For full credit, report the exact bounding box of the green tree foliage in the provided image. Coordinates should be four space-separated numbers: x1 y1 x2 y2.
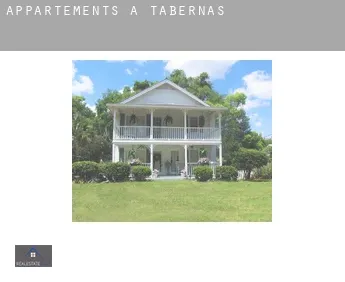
133 80 154 93
234 148 269 180
242 132 266 150
221 93 251 164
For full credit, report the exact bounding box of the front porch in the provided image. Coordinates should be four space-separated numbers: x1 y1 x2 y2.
112 106 223 142
113 144 222 177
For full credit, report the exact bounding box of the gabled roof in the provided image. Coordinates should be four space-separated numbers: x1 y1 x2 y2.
119 79 210 107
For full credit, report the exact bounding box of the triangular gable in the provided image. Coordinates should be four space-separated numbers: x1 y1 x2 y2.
120 79 210 107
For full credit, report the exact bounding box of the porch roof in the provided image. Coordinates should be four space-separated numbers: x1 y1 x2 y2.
106 103 228 112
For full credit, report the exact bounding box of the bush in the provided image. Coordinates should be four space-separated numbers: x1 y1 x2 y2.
72 161 99 182
252 162 272 180
216 166 238 181
193 166 213 182
131 166 151 181
100 162 131 182
234 148 269 180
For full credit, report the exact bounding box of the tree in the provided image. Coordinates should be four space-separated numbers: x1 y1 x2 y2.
72 96 96 162
168 70 189 88
242 132 266 150
234 148 269 180
133 80 153 93
221 92 251 164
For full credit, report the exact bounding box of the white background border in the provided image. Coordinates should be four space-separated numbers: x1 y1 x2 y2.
1 51 344 281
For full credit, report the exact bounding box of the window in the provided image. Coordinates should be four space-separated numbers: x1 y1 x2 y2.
190 149 199 163
189 117 198 127
119 148 124 162
31 252 36 258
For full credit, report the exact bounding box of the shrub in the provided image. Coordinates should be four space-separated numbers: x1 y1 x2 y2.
100 162 131 182
216 166 238 181
131 166 151 181
233 148 269 180
252 162 272 180
193 166 213 182
72 161 99 182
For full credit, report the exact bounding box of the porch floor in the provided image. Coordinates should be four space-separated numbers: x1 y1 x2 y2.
153 175 185 181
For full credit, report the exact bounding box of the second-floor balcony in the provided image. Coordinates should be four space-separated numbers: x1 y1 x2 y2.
115 126 221 140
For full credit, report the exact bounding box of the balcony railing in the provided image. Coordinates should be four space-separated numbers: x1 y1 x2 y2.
115 126 221 140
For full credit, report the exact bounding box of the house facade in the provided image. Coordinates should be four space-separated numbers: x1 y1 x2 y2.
107 79 227 177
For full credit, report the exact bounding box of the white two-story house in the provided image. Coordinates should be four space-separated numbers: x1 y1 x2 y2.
107 79 227 177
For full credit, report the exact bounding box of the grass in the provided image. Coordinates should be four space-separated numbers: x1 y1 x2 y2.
72 180 272 222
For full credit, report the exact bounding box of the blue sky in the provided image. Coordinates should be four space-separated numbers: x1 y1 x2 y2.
72 60 272 136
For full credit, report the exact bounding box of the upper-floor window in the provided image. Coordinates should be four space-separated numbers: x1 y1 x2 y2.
189 117 198 127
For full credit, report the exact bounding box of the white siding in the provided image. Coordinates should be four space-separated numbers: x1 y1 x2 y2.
126 89 205 107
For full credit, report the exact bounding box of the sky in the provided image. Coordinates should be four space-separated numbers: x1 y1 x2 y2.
72 60 272 137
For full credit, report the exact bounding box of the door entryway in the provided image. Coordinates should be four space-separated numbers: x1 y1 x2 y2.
153 152 162 171
170 150 179 175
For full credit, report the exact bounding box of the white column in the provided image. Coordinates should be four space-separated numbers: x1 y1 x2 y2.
113 110 117 140
211 145 217 162
219 144 223 166
112 144 119 162
150 109 154 139
184 144 188 176
112 143 115 162
184 110 187 140
150 144 154 174
218 112 222 140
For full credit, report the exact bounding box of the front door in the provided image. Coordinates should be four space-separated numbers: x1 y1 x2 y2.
153 152 162 172
171 151 179 175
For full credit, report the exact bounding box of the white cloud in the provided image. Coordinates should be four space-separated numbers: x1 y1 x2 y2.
236 71 272 99
72 62 94 95
164 60 239 80
106 60 146 66
250 113 263 128
233 70 272 110
125 68 132 75
243 99 270 110
87 104 96 113
135 60 147 65
255 121 262 127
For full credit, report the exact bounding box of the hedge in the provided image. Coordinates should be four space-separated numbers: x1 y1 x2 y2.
215 166 238 181
193 166 213 182
252 162 272 180
72 161 99 182
72 161 131 182
100 162 131 182
131 166 151 181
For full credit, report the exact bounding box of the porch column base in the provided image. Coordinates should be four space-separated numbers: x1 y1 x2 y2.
150 144 154 177
219 144 223 166
112 144 119 162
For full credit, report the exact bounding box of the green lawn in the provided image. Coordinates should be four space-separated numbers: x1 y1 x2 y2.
72 180 272 222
